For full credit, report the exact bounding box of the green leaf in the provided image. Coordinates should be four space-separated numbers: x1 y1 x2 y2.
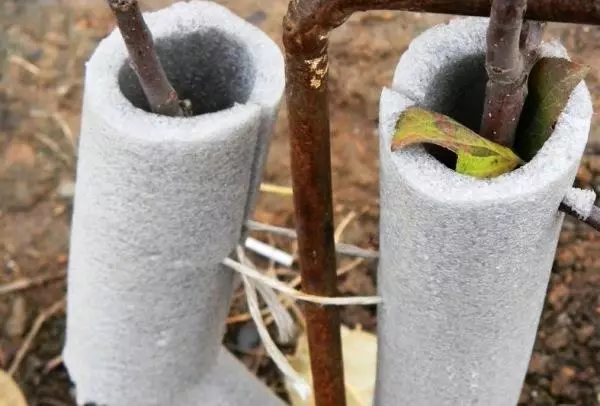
391 107 523 179
514 57 590 161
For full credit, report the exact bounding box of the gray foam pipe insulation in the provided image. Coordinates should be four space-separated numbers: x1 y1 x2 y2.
375 18 592 406
62 1 285 405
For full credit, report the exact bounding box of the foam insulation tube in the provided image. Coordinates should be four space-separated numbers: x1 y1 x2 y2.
375 18 592 406
63 2 284 405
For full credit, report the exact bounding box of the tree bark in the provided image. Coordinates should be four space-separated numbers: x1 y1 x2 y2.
480 0 544 147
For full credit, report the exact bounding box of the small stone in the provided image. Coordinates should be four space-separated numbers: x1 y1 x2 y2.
528 353 549 374
556 248 576 267
561 366 577 379
556 312 572 327
57 179 75 199
56 254 68 265
2 142 36 167
548 283 570 311
575 325 595 343
550 367 579 399
545 328 570 350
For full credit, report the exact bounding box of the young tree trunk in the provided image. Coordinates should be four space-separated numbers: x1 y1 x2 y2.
107 0 190 117
480 0 544 147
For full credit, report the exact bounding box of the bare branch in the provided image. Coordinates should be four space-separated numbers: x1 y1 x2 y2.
479 0 544 147
0 270 66 296
107 0 191 117
559 202 600 232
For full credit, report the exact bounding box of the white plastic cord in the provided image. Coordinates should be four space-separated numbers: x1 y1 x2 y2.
235 247 310 399
244 237 295 267
223 245 383 400
222 257 382 306
236 247 296 343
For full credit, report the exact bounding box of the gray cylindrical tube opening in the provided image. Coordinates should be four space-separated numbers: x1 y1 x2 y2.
422 54 488 168
429 54 487 132
118 28 256 115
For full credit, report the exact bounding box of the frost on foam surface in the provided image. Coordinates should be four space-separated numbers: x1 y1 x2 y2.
563 188 596 220
64 2 284 405
376 17 593 406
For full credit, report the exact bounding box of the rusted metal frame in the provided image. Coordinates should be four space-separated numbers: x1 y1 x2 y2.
283 1 599 406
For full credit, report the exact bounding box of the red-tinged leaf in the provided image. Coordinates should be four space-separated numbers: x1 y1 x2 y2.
515 57 590 161
392 107 523 178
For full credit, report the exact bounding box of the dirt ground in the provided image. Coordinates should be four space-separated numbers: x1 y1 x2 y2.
1 0 599 405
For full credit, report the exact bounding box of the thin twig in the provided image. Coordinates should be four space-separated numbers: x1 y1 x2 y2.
8 298 66 376
480 0 544 146
0 270 66 296
106 0 190 117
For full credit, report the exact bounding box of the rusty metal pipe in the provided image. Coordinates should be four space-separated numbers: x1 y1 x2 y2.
283 1 599 406
283 12 345 406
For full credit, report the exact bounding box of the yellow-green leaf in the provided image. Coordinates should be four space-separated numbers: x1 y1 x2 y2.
514 57 590 161
0 370 28 406
392 107 523 178
285 325 377 406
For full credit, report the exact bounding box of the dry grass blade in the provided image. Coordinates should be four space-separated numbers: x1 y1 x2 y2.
259 183 294 196
8 298 66 376
0 270 66 296
33 132 73 166
8 54 41 76
50 112 76 150
334 211 357 243
43 355 63 375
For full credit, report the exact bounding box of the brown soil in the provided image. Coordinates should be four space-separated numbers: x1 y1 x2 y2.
0 1 599 405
